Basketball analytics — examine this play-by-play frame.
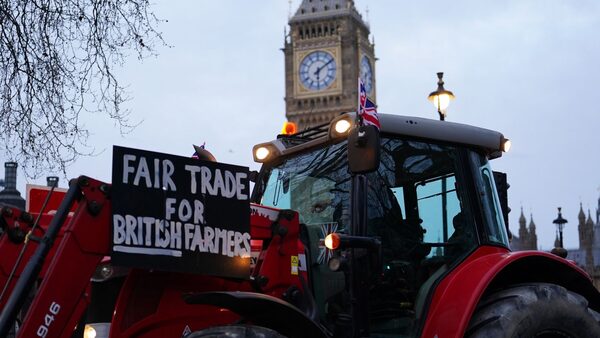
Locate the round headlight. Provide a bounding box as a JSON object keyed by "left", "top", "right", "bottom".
{"left": 84, "top": 325, "right": 97, "bottom": 338}
{"left": 502, "top": 139, "right": 511, "bottom": 152}
{"left": 334, "top": 119, "right": 352, "bottom": 134}
{"left": 255, "top": 147, "right": 270, "bottom": 161}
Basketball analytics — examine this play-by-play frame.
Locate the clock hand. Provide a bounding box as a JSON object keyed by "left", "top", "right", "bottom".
{"left": 313, "top": 58, "right": 334, "bottom": 77}
{"left": 316, "top": 71, "right": 320, "bottom": 90}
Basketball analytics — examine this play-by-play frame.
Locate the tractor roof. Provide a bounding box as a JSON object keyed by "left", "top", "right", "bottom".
{"left": 378, "top": 113, "right": 506, "bottom": 158}
{"left": 253, "top": 113, "right": 508, "bottom": 163}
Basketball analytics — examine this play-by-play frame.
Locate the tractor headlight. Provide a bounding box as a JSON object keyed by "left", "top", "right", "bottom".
{"left": 501, "top": 138, "right": 511, "bottom": 152}
{"left": 329, "top": 114, "right": 355, "bottom": 139}
{"left": 84, "top": 323, "right": 110, "bottom": 338}
{"left": 255, "top": 146, "right": 270, "bottom": 161}
{"left": 334, "top": 119, "right": 351, "bottom": 134}
{"left": 252, "top": 143, "right": 282, "bottom": 163}
{"left": 91, "top": 262, "right": 128, "bottom": 282}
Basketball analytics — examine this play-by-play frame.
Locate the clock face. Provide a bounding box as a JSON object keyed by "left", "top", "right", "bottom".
{"left": 360, "top": 55, "right": 373, "bottom": 94}
{"left": 299, "top": 51, "right": 337, "bottom": 91}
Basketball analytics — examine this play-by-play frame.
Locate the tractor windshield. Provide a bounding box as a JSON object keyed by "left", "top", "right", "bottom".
{"left": 254, "top": 135, "right": 508, "bottom": 336}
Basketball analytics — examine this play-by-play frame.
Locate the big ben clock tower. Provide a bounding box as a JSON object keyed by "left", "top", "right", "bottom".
{"left": 283, "top": 0, "right": 376, "bottom": 130}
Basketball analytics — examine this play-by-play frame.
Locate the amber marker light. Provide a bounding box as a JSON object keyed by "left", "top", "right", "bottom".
{"left": 281, "top": 121, "right": 297, "bottom": 135}
{"left": 324, "top": 233, "right": 341, "bottom": 250}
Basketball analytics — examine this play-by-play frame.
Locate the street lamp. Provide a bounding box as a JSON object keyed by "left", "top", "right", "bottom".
{"left": 551, "top": 207, "right": 568, "bottom": 258}
{"left": 428, "top": 72, "right": 455, "bottom": 121}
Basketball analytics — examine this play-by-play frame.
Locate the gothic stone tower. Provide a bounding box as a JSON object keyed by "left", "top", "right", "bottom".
{"left": 283, "top": 0, "right": 376, "bottom": 130}
{"left": 578, "top": 203, "right": 594, "bottom": 271}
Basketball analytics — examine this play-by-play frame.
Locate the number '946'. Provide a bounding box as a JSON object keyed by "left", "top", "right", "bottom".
{"left": 37, "top": 302, "right": 60, "bottom": 338}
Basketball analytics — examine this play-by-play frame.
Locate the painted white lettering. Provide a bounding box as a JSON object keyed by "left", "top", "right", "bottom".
{"left": 122, "top": 154, "right": 136, "bottom": 184}
{"left": 137, "top": 216, "right": 144, "bottom": 243}
{"left": 165, "top": 198, "right": 176, "bottom": 220}
{"left": 190, "top": 224, "right": 205, "bottom": 251}
{"left": 171, "top": 221, "right": 182, "bottom": 249}
{"left": 226, "top": 230, "right": 235, "bottom": 257}
{"left": 213, "top": 169, "right": 225, "bottom": 197}
{"left": 236, "top": 172, "right": 248, "bottom": 200}
{"left": 125, "top": 215, "right": 138, "bottom": 245}
{"left": 216, "top": 228, "right": 228, "bottom": 255}
{"left": 155, "top": 219, "right": 170, "bottom": 248}
{"left": 234, "top": 231, "right": 243, "bottom": 257}
{"left": 185, "top": 165, "right": 201, "bottom": 194}
{"left": 184, "top": 223, "right": 195, "bottom": 250}
{"left": 194, "top": 200, "right": 205, "bottom": 224}
{"left": 113, "top": 214, "right": 126, "bottom": 244}
{"left": 200, "top": 167, "right": 215, "bottom": 195}
{"left": 178, "top": 199, "right": 192, "bottom": 222}
{"left": 153, "top": 158, "right": 160, "bottom": 189}
{"left": 204, "top": 226, "right": 215, "bottom": 253}
{"left": 133, "top": 157, "right": 152, "bottom": 188}
{"left": 223, "top": 170, "right": 236, "bottom": 198}
{"left": 162, "top": 160, "right": 176, "bottom": 191}
{"left": 142, "top": 217, "right": 154, "bottom": 246}
{"left": 241, "top": 232, "right": 251, "bottom": 257}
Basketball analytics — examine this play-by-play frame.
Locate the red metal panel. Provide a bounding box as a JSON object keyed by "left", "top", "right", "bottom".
{"left": 17, "top": 178, "right": 111, "bottom": 338}
{"left": 110, "top": 270, "right": 246, "bottom": 337}
{"left": 0, "top": 209, "right": 68, "bottom": 310}
{"left": 420, "top": 246, "right": 590, "bottom": 338}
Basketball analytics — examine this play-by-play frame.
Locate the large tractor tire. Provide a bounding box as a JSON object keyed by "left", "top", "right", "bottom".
{"left": 186, "top": 324, "right": 287, "bottom": 338}
{"left": 466, "top": 283, "right": 600, "bottom": 338}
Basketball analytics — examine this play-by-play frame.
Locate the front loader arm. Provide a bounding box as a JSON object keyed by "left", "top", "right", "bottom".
{"left": 0, "top": 176, "right": 112, "bottom": 338}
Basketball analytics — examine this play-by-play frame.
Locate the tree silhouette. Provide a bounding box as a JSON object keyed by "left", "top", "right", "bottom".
{"left": 0, "top": 0, "right": 166, "bottom": 177}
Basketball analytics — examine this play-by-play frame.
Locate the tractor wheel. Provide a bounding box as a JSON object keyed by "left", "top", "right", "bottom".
{"left": 466, "top": 283, "right": 600, "bottom": 338}
{"left": 186, "top": 324, "right": 287, "bottom": 338}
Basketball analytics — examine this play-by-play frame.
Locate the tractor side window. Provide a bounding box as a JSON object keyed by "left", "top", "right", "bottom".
{"left": 390, "top": 187, "right": 405, "bottom": 213}
{"left": 471, "top": 154, "right": 509, "bottom": 246}
{"left": 260, "top": 168, "right": 291, "bottom": 210}
{"left": 416, "top": 175, "right": 461, "bottom": 257}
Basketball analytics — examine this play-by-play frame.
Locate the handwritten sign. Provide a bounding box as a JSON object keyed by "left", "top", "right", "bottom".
{"left": 111, "top": 146, "right": 250, "bottom": 279}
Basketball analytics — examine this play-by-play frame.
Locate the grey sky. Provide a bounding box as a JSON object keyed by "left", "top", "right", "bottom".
{"left": 3, "top": 0, "right": 600, "bottom": 250}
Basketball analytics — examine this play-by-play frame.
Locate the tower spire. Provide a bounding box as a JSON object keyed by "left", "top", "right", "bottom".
{"left": 528, "top": 213, "right": 537, "bottom": 250}
{"left": 518, "top": 207, "right": 528, "bottom": 240}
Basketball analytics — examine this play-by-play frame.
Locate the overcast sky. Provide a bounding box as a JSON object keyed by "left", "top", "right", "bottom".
{"left": 3, "top": 0, "right": 600, "bottom": 250}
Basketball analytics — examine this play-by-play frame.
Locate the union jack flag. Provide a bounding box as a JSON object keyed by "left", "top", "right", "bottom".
{"left": 358, "top": 78, "right": 380, "bottom": 129}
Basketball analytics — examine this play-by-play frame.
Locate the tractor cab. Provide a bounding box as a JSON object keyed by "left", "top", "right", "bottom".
{"left": 251, "top": 113, "right": 511, "bottom": 336}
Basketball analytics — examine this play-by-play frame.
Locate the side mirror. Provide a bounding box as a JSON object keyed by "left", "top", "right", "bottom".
{"left": 347, "top": 125, "right": 380, "bottom": 174}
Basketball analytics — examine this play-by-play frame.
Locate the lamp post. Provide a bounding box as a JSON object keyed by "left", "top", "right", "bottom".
{"left": 427, "top": 72, "right": 455, "bottom": 121}
{"left": 553, "top": 207, "right": 567, "bottom": 248}
{"left": 551, "top": 207, "right": 568, "bottom": 258}
{"left": 427, "top": 73, "right": 454, "bottom": 238}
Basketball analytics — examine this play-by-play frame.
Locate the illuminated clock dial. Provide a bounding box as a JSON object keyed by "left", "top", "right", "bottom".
{"left": 299, "top": 51, "right": 337, "bottom": 91}
{"left": 360, "top": 55, "right": 373, "bottom": 94}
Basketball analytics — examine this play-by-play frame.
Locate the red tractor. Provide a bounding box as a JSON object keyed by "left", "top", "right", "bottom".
{"left": 1, "top": 112, "right": 599, "bottom": 338}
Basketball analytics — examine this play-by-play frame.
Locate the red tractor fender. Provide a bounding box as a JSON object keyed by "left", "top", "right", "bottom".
{"left": 420, "top": 245, "right": 600, "bottom": 338}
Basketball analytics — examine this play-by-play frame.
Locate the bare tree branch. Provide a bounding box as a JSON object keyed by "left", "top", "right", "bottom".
{"left": 0, "top": 0, "right": 166, "bottom": 177}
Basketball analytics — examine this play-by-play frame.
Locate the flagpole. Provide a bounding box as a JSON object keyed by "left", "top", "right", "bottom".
{"left": 357, "top": 78, "right": 363, "bottom": 126}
